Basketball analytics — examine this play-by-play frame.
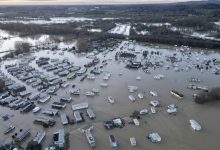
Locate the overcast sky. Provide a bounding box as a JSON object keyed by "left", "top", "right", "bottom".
{"left": 0, "top": 0, "right": 199, "bottom": 5}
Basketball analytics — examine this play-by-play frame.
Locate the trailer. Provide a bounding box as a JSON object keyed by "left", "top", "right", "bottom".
{"left": 60, "top": 113, "right": 68, "bottom": 125}
{"left": 72, "top": 102, "right": 88, "bottom": 111}
{"left": 14, "top": 128, "right": 31, "bottom": 142}
{"left": 73, "top": 111, "right": 83, "bottom": 123}
{"left": 53, "top": 129, "right": 65, "bottom": 148}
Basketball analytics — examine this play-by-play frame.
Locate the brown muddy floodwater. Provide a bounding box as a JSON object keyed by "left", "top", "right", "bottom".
{"left": 0, "top": 40, "right": 220, "bottom": 150}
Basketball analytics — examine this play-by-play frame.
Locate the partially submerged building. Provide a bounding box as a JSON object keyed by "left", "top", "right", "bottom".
{"left": 53, "top": 129, "right": 65, "bottom": 148}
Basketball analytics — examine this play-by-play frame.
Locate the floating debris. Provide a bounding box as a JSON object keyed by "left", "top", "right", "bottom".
{"left": 136, "top": 76, "right": 142, "bottom": 80}
{"left": 167, "top": 104, "right": 178, "bottom": 114}
{"left": 154, "top": 74, "right": 164, "bottom": 80}
{"left": 129, "top": 95, "right": 136, "bottom": 102}
{"left": 100, "top": 83, "right": 109, "bottom": 87}
{"left": 189, "top": 77, "right": 201, "bottom": 83}
{"left": 108, "top": 96, "right": 115, "bottom": 104}
{"left": 118, "top": 73, "right": 123, "bottom": 76}
{"left": 103, "top": 72, "right": 111, "bottom": 80}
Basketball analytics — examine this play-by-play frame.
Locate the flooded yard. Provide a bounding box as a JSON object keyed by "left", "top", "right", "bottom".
{"left": 0, "top": 39, "right": 220, "bottom": 150}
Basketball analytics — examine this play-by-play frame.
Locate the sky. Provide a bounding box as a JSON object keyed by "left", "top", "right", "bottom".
{"left": 0, "top": 0, "right": 199, "bottom": 5}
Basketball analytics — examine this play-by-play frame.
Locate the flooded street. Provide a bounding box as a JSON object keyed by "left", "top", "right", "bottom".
{"left": 0, "top": 40, "right": 220, "bottom": 150}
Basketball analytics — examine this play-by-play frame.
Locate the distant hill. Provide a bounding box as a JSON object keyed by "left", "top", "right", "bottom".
{"left": 208, "top": 0, "right": 220, "bottom": 3}
{"left": 186, "top": 0, "right": 220, "bottom": 4}
{"left": 178, "top": 0, "right": 220, "bottom": 5}
{"left": 166, "top": 0, "right": 220, "bottom": 10}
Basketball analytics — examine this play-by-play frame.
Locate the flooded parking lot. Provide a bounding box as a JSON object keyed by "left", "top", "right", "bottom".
{"left": 0, "top": 40, "right": 220, "bottom": 150}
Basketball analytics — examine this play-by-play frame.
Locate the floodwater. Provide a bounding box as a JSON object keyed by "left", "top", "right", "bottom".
{"left": 0, "top": 30, "right": 77, "bottom": 57}
{"left": 0, "top": 40, "right": 220, "bottom": 150}
{"left": 0, "top": 16, "right": 119, "bottom": 25}
{"left": 0, "top": 17, "right": 95, "bottom": 24}
{"left": 191, "top": 32, "right": 220, "bottom": 41}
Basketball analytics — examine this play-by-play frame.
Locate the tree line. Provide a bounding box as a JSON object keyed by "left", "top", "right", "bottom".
{"left": 195, "top": 87, "right": 220, "bottom": 104}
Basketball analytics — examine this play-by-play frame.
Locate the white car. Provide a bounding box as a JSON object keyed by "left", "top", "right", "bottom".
{"left": 189, "top": 119, "right": 202, "bottom": 131}
{"left": 33, "top": 107, "right": 41, "bottom": 113}
{"left": 147, "top": 132, "right": 161, "bottom": 143}
{"left": 130, "top": 137, "right": 136, "bottom": 146}
{"left": 139, "top": 109, "right": 148, "bottom": 115}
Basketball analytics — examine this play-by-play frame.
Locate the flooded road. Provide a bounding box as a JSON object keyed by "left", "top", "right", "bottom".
{"left": 0, "top": 40, "right": 220, "bottom": 150}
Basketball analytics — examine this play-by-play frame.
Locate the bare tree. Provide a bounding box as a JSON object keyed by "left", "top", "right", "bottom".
{"left": 14, "top": 41, "right": 31, "bottom": 54}
{"left": 76, "top": 38, "right": 88, "bottom": 52}
{"left": 0, "top": 78, "right": 5, "bottom": 92}
{"left": 195, "top": 87, "right": 220, "bottom": 104}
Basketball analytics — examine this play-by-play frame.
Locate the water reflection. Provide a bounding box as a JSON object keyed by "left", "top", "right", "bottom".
{"left": 0, "top": 38, "right": 220, "bottom": 150}
{"left": 0, "top": 30, "right": 76, "bottom": 57}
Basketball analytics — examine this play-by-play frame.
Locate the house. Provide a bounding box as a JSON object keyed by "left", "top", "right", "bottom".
{"left": 14, "top": 128, "right": 31, "bottom": 142}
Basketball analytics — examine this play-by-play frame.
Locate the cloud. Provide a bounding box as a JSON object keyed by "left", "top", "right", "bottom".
{"left": 26, "top": 0, "right": 57, "bottom": 2}
{"left": 0, "top": 0, "right": 198, "bottom": 5}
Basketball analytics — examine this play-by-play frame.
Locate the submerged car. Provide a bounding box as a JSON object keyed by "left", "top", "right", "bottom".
{"left": 109, "top": 134, "right": 118, "bottom": 149}
{"left": 139, "top": 109, "right": 148, "bottom": 115}
{"left": 189, "top": 119, "right": 202, "bottom": 131}
{"left": 147, "top": 132, "right": 161, "bottom": 143}
{"left": 104, "top": 120, "right": 114, "bottom": 129}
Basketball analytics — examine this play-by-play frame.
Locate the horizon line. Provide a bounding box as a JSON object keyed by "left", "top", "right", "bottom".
{"left": 0, "top": 0, "right": 208, "bottom": 6}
